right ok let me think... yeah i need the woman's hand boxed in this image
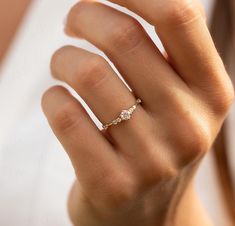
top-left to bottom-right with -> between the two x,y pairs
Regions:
42,1 -> 234,226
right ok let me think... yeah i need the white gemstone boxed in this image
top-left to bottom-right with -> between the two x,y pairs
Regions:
120,110 -> 131,120
113,120 -> 118,125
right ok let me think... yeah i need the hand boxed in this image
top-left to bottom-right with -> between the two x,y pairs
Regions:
42,1 -> 234,226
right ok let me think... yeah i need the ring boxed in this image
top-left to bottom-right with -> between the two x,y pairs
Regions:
102,98 -> 142,130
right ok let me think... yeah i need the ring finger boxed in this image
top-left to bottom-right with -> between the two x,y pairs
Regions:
51,46 -> 154,158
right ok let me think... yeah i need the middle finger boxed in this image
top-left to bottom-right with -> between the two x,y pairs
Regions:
66,1 -> 187,111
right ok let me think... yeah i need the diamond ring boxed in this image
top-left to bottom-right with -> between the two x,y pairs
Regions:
102,98 -> 142,130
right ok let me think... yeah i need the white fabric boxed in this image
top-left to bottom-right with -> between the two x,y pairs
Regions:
0,0 -> 234,225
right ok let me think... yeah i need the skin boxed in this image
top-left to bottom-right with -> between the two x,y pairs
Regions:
0,0 -> 31,62
41,1 -> 235,225
17,0 -> 235,225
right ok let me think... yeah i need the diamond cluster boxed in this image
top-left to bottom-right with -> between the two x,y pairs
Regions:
102,98 -> 142,130
120,110 -> 131,120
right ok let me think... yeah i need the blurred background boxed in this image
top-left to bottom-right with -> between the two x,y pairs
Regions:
0,0 -> 234,226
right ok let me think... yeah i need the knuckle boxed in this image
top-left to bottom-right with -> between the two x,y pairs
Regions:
172,101 -> 215,163
100,173 -> 138,210
170,112 -> 212,166
183,124 -> 211,160
78,56 -> 110,90
143,160 -> 178,187
53,102 -> 81,133
148,160 -> 178,185
210,83 -> 235,115
157,0 -> 200,27
108,18 -> 143,53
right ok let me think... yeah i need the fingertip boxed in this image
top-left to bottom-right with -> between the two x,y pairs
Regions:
41,86 -> 70,117
50,45 -> 76,79
64,0 -> 90,38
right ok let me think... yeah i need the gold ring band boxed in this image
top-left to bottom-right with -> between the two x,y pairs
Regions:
102,98 -> 142,130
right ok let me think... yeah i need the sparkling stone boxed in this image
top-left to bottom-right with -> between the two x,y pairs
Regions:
113,120 -> 118,125
120,110 -> 131,120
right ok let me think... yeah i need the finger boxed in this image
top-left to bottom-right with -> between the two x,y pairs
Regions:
193,0 -> 206,19
104,0 -> 231,97
65,1 -> 185,110
41,86 -> 132,204
51,46 -> 153,159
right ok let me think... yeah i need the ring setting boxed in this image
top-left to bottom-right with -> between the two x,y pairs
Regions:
102,98 -> 142,130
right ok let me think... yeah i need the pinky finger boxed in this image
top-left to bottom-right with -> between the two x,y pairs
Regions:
41,86 -> 120,197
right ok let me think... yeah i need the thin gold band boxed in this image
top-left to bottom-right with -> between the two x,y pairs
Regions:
102,98 -> 142,130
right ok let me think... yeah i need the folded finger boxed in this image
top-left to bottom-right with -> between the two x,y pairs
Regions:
105,0 -> 232,106
41,86 -> 125,197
